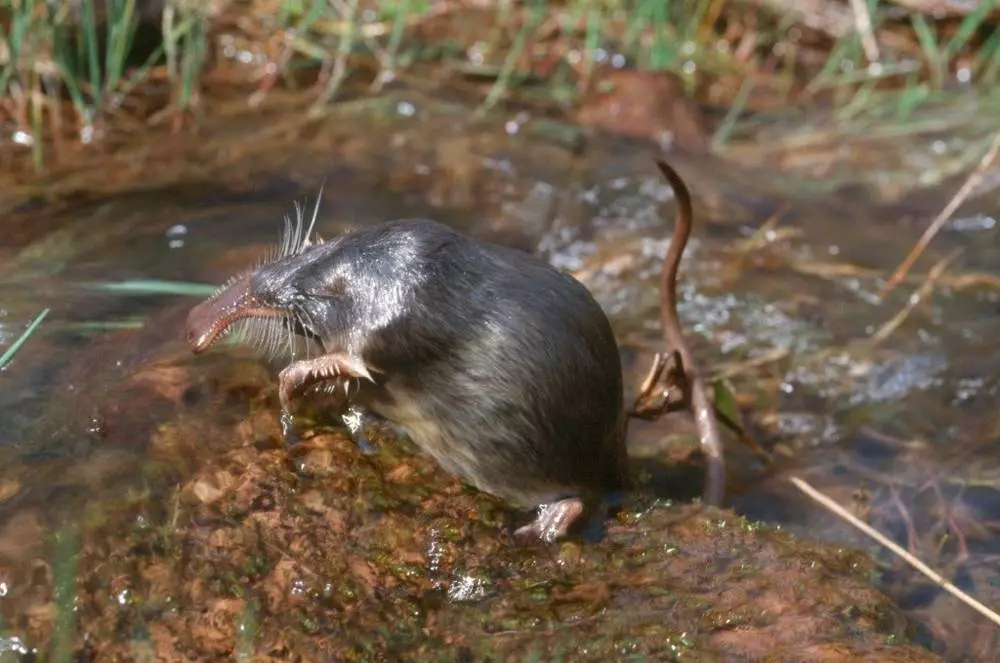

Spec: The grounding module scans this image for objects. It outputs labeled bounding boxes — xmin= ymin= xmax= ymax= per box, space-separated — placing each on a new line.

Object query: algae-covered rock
xmin=0 ymin=319 xmax=940 ymax=661
xmin=0 ymin=379 xmax=939 ymax=661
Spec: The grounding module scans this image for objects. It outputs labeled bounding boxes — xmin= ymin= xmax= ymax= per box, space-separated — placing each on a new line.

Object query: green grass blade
xmin=582 ymin=3 xmax=602 ymax=82
xmin=806 ymin=34 xmax=862 ymax=93
xmin=314 ymin=0 xmax=359 ymax=109
xmin=179 ymin=12 xmax=209 ymax=110
xmin=104 ymin=0 xmax=141 ymax=94
xmin=81 ymin=0 xmax=102 ymax=106
xmin=895 ymin=79 xmax=930 ymax=121
xmin=0 ymin=308 xmax=50 ymax=370
xmin=0 ymin=0 xmax=37 ymax=96
xmin=649 ymin=0 xmax=673 ymax=69
xmin=910 ymin=13 xmax=942 ymax=87
xmin=943 ymin=1 xmax=994 ymax=62
xmin=63 ymin=319 xmax=148 ymax=332
xmin=378 ymin=0 xmax=411 ymax=83
xmin=976 ymin=29 xmax=1000 ymax=82
xmin=85 ymin=279 xmax=218 ymax=296
xmin=713 ymin=76 xmax=754 ymax=146
xmin=54 ymin=42 xmax=91 ymax=120
xmin=48 ymin=522 xmax=81 ymax=663
xmin=622 ymin=2 xmax=647 ymax=58
xmin=482 ymin=0 xmax=544 ymax=110
xmin=116 ymin=39 xmax=169 ymax=100
xmin=298 ymin=0 xmax=330 ymax=32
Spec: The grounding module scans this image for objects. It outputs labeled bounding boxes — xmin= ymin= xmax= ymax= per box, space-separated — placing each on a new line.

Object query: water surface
xmin=2 ymin=92 xmax=999 ymax=660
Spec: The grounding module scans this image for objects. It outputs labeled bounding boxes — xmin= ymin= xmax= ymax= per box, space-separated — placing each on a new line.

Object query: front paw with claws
xmin=276 ymin=352 xmax=375 ymax=449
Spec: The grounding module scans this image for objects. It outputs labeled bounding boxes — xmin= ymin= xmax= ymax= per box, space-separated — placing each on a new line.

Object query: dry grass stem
xmin=751 ymin=0 xmax=855 ymax=39
xmin=789 ymin=476 xmax=1000 ymax=629
xmin=848 ymin=0 xmax=881 ymax=62
xmin=787 ymin=257 xmax=1000 ymax=292
xmin=732 ymin=204 xmax=793 ymax=254
xmin=712 ymin=347 xmax=789 ymax=381
xmin=880 ymin=129 xmax=1000 ymax=298
xmin=870 ymin=247 xmax=962 ymax=344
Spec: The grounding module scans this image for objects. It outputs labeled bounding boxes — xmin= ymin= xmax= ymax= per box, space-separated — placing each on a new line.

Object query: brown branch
xmin=628 ymin=160 xmax=726 ymax=507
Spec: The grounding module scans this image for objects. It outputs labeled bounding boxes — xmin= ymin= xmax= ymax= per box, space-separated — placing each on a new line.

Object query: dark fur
xmin=245 ymin=218 xmax=632 ymax=508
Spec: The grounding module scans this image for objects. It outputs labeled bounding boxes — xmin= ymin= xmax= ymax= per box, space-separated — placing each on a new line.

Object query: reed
xmin=1 ymin=0 xmax=997 ymax=168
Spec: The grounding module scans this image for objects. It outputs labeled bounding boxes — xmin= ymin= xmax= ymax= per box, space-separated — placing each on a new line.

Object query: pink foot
xmin=514 ymin=498 xmax=587 ymax=544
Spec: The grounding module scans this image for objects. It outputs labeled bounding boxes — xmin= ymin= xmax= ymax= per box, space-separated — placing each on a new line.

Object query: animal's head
xmin=184 ymin=191 xmax=329 ymax=358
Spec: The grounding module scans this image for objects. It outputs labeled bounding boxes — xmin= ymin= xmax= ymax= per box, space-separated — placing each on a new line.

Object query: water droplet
xmin=0 ymin=636 xmax=31 ymax=655
xmin=447 ymin=575 xmax=489 ymax=602
xmin=949 ymin=213 xmax=996 ymax=232
xmin=467 ymin=42 xmax=486 ymax=66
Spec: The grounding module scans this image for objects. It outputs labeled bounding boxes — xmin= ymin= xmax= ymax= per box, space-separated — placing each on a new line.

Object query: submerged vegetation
xmin=1 ymin=0 xmax=999 ymax=172
xmin=0 ymin=308 xmax=48 ymax=370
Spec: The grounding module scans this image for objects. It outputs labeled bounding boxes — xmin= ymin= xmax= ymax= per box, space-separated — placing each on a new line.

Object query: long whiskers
xmin=228 ymin=185 xmax=329 ymax=362
xmin=279 ymin=182 xmax=326 ymax=261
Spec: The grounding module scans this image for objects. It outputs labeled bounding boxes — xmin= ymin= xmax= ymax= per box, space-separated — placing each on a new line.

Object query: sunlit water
xmin=2 ymin=101 xmax=999 ymax=659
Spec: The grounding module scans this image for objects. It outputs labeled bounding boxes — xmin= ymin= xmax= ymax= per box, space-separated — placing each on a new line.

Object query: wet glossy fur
xmin=196 ymin=216 xmax=632 ymax=510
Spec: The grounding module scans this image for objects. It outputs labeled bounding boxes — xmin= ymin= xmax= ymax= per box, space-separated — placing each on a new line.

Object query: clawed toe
xmin=280 ymin=409 xmax=302 ymax=449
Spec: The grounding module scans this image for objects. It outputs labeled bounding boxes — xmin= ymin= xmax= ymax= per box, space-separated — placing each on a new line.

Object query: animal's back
xmin=355 ymin=219 xmax=630 ymax=507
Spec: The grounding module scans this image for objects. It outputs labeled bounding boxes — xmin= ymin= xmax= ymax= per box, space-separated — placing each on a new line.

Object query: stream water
xmin=1 ymin=92 xmax=999 ymax=660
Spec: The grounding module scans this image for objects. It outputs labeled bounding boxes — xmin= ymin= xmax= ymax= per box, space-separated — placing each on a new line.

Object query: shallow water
xmin=2 ymin=92 xmax=1000 ymax=659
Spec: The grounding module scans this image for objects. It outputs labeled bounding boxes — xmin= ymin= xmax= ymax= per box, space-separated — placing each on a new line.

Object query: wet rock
xmin=0 ymin=419 xmax=940 ymax=661
xmin=0 ymin=510 xmax=46 ymax=564
xmin=0 ymin=299 xmax=942 ymax=660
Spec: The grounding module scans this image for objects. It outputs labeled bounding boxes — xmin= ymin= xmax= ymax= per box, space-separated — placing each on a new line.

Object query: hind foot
xmin=514 ymin=498 xmax=586 ymax=544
